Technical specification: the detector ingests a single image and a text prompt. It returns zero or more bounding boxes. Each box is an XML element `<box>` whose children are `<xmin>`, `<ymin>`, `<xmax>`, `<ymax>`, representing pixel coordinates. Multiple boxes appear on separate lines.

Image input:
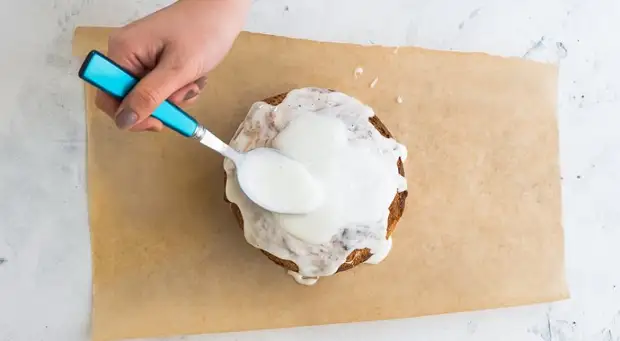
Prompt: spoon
<box><xmin>78</xmin><ymin>50</ymin><xmax>323</xmax><ymax>214</ymax></box>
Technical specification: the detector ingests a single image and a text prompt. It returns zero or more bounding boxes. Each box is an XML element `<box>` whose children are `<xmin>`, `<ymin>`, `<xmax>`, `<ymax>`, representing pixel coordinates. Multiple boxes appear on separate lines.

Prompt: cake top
<box><xmin>224</xmin><ymin>88</ymin><xmax>407</xmax><ymax>281</ymax></box>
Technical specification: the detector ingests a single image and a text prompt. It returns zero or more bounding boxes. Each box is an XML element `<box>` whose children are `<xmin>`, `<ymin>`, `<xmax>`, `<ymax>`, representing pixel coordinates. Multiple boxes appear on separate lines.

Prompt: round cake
<box><xmin>224</xmin><ymin>87</ymin><xmax>408</xmax><ymax>285</ymax></box>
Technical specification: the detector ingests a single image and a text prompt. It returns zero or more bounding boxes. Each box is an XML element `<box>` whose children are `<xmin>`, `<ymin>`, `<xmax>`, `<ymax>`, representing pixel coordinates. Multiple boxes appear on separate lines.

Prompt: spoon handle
<box><xmin>193</xmin><ymin>126</ymin><xmax>242</xmax><ymax>162</ymax></box>
<box><xmin>79</xmin><ymin>50</ymin><xmax>199</xmax><ymax>138</ymax></box>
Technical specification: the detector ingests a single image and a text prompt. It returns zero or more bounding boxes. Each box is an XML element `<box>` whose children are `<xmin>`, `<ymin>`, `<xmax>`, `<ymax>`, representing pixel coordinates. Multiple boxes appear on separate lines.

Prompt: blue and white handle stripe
<box><xmin>78</xmin><ymin>50</ymin><xmax>199</xmax><ymax>137</ymax></box>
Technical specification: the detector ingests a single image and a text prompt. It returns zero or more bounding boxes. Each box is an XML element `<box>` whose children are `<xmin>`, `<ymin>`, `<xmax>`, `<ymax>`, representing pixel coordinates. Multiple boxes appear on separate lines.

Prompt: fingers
<box><xmin>94</xmin><ymin>31</ymin><xmax>208</xmax><ymax>132</ymax></box>
<box><xmin>131</xmin><ymin>77</ymin><xmax>207</xmax><ymax>132</ymax></box>
<box><xmin>94</xmin><ymin>75</ymin><xmax>207</xmax><ymax>132</ymax></box>
<box><xmin>113</xmin><ymin>60</ymin><xmax>196</xmax><ymax>130</ymax></box>
<box><xmin>95</xmin><ymin>91</ymin><xmax>120</xmax><ymax>119</ymax></box>
<box><xmin>168</xmin><ymin>76</ymin><xmax>207</xmax><ymax>105</ymax></box>
<box><xmin>129</xmin><ymin>117</ymin><xmax>163</xmax><ymax>132</ymax></box>
<box><xmin>94</xmin><ymin>34</ymin><xmax>150</xmax><ymax>121</ymax></box>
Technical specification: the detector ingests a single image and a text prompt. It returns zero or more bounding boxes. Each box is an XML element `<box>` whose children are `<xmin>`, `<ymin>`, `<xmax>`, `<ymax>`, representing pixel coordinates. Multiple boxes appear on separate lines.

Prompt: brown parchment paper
<box><xmin>73</xmin><ymin>26</ymin><xmax>567</xmax><ymax>341</ymax></box>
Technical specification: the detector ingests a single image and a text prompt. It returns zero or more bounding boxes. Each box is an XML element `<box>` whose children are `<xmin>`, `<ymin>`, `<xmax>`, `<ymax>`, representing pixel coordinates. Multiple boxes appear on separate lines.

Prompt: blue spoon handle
<box><xmin>78</xmin><ymin>50</ymin><xmax>199</xmax><ymax>137</ymax></box>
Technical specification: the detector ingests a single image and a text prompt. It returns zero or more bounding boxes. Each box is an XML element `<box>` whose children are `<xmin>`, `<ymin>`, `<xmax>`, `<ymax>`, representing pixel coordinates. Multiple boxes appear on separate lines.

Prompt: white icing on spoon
<box><xmin>196</xmin><ymin>127</ymin><xmax>323</xmax><ymax>215</ymax></box>
<box><xmin>235</xmin><ymin>148</ymin><xmax>323</xmax><ymax>214</ymax></box>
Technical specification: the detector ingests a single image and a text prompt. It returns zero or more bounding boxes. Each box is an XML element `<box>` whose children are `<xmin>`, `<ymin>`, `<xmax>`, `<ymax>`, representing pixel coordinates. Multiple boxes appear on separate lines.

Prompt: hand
<box><xmin>96</xmin><ymin>0</ymin><xmax>251</xmax><ymax>132</ymax></box>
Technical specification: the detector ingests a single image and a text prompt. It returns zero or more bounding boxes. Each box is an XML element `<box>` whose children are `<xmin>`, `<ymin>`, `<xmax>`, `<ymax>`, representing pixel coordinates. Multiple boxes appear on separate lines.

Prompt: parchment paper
<box><xmin>73</xmin><ymin>27</ymin><xmax>568</xmax><ymax>341</ymax></box>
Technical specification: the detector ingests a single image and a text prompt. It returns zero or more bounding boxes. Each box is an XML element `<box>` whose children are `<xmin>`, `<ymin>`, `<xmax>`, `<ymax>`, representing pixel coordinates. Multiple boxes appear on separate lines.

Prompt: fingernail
<box><xmin>184</xmin><ymin>90</ymin><xmax>198</xmax><ymax>101</ymax></box>
<box><xmin>195</xmin><ymin>76</ymin><xmax>207</xmax><ymax>89</ymax></box>
<box><xmin>115</xmin><ymin>108</ymin><xmax>138</xmax><ymax>129</ymax></box>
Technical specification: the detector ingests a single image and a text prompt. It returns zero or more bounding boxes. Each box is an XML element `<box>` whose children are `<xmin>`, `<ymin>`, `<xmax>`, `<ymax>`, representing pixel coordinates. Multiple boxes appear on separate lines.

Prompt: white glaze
<box><xmin>224</xmin><ymin>88</ymin><xmax>407</xmax><ymax>282</ymax></box>
<box><xmin>268</xmin><ymin>112</ymin><xmax>400</xmax><ymax>244</ymax></box>
<box><xmin>354</xmin><ymin>67</ymin><xmax>364</xmax><ymax>78</ymax></box>
<box><xmin>370</xmin><ymin>77</ymin><xmax>379</xmax><ymax>88</ymax></box>
<box><xmin>287</xmin><ymin>270</ymin><xmax>319</xmax><ymax>286</ymax></box>
<box><xmin>236</xmin><ymin>148</ymin><xmax>324</xmax><ymax>214</ymax></box>
<box><xmin>365</xmin><ymin>237</ymin><xmax>393</xmax><ymax>264</ymax></box>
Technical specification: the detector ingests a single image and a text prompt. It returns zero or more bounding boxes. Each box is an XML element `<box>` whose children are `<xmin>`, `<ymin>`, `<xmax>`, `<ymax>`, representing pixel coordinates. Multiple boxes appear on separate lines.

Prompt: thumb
<box><xmin>114</xmin><ymin>61</ymin><xmax>195</xmax><ymax>130</ymax></box>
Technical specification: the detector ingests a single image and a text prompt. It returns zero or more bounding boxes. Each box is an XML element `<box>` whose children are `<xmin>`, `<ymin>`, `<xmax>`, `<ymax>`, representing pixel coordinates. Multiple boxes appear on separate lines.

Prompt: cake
<box><xmin>224</xmin><ymin>88</ymin><xmax>408</xmax><ymax>285</ymax></box>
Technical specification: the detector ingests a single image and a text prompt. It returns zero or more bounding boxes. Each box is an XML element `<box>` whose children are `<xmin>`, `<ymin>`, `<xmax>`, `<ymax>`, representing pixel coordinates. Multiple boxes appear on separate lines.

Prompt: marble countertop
<box><xmin>1</xmin><ymin>0</ymin><xmax>619</xmax><ymax>340</ymax></box>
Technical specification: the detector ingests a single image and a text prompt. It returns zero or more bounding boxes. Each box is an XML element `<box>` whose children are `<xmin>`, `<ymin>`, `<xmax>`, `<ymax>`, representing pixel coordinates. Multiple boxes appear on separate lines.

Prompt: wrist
<box><xmin>178</xmin><ymin>0</ymin><xmax>251</xmax><ymax>20</ymax></box>
<box><xmin>180</xmin><ymin>0</ymin><xmax>251</xmax><ymax>11</ymax></box>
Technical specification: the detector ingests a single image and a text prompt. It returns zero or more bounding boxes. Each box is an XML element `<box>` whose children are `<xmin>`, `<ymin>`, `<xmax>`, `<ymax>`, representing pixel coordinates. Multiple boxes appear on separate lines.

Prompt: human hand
<box><xmin>96</xmin><ymin>0</ymin><xmax>251</xmax><ymax>132</ymax></box>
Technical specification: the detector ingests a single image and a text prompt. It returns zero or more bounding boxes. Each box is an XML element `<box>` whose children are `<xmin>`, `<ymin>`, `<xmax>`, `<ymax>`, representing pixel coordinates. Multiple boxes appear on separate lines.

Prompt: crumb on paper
<box><xmin>396</xmin><ymin>96</ymin><xmax>403</xmax><ymax>104</ymax></box>
<box><xmin>370</xmin><ymin>77</ymin><xmax>379</xmax><ymax>88</ymax></box>
<box><xmin>354</xmin><ymin>67</ymin><xmax>364</xmax><ymax>78</ymax></box>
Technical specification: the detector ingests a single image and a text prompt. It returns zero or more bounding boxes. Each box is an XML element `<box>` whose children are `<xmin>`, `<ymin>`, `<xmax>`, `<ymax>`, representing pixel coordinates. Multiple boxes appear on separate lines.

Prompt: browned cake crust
<box><xmin>226</xmin><ymin>91</ymin><xmax>408</xmax><ymax>275</ymax></box>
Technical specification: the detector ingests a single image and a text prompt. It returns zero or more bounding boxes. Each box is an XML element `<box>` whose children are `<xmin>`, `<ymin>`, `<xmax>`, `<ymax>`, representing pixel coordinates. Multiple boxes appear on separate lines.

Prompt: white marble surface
<box><xmin>1</xmin><ymin>0</ymin><xmax>619</xmax><ymax>340</ymax></box>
